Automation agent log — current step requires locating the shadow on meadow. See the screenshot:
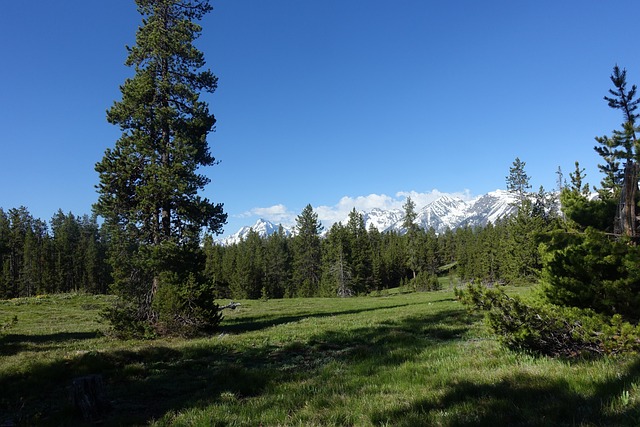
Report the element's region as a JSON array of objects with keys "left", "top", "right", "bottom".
[
  {"left": 1, "top": 303, "right": 468, "bottom": 425},
  {"left": 219, "top": 300, "right": 423, "bottom": 334},
  {"left": 0, "top": 331, "right": 99, "bottom": 356},
  {"left": 371, "top": 359, "right": 640, "bottom": 427},
  {"left": 4, "top": 300, "right": 640, "bottom": 426}
]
